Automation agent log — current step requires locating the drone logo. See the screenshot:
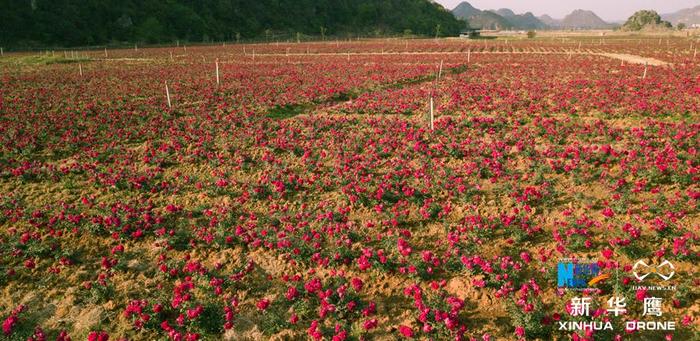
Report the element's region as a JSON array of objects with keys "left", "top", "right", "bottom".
[{"left": 633, "top": 260, "right": 675, "bottom": 281}]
